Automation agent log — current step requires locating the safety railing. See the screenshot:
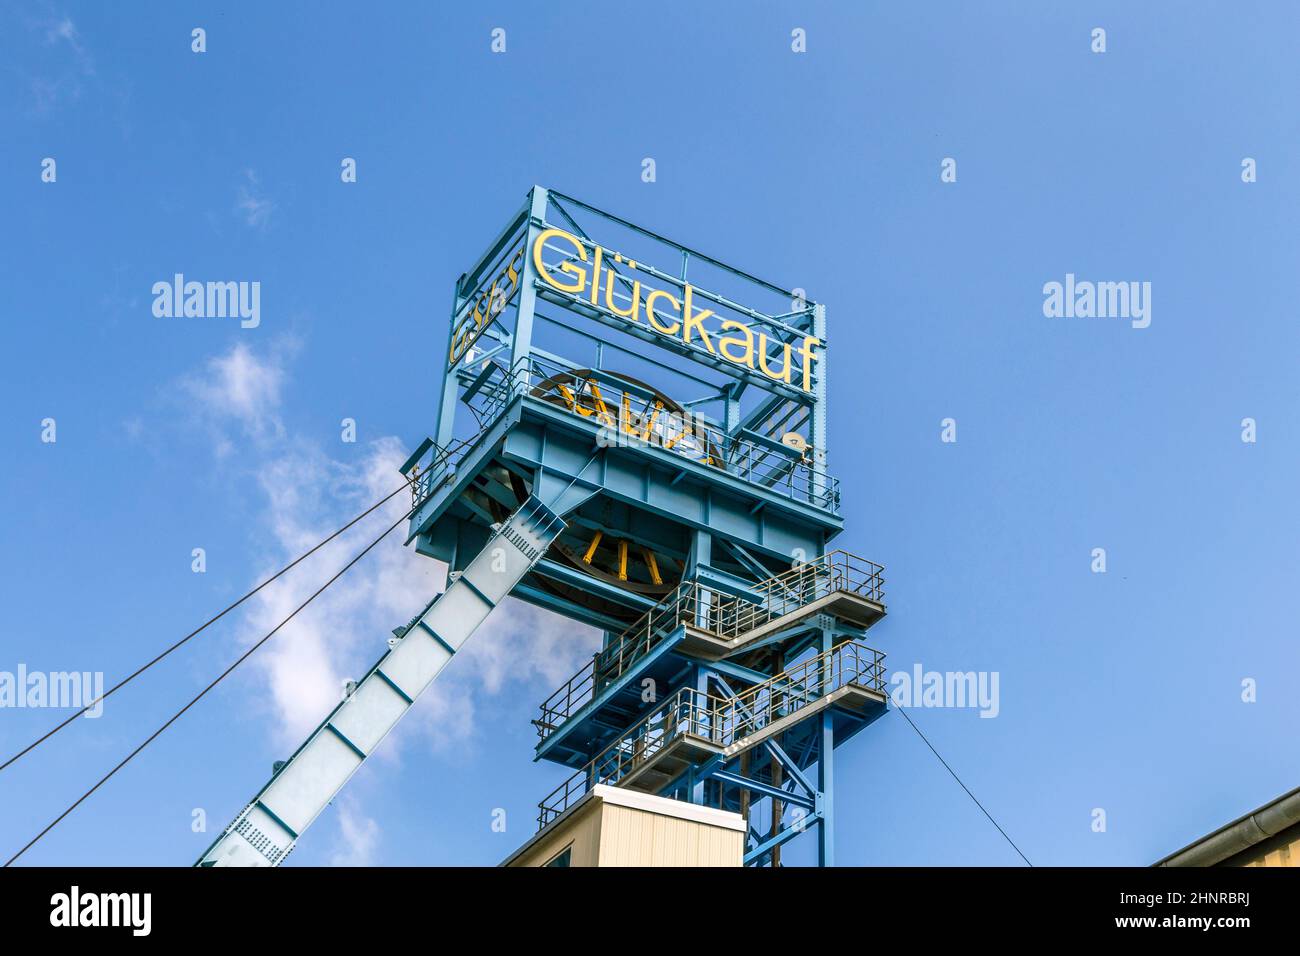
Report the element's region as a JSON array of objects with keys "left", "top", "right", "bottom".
[
  {"left": 456, "top": 355, "right": 841, "bottom": 514},
  {"left": 699, "top": 550, "right": 884, "bottom": 644},
  {"left": 537, "top": 686, "right": 731, "bottom": 829},
  {"left": 535, "top": 640, "right": 886, "bottom": 830},
  {"left": 407, "top": 434, "right": 481, "bottom": 512},
  {"left": 725, "top": 640, "right": 886, "bottom": 745},
  {"left": 535, "top": 550, "right": 885, "bottom": 742}
]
